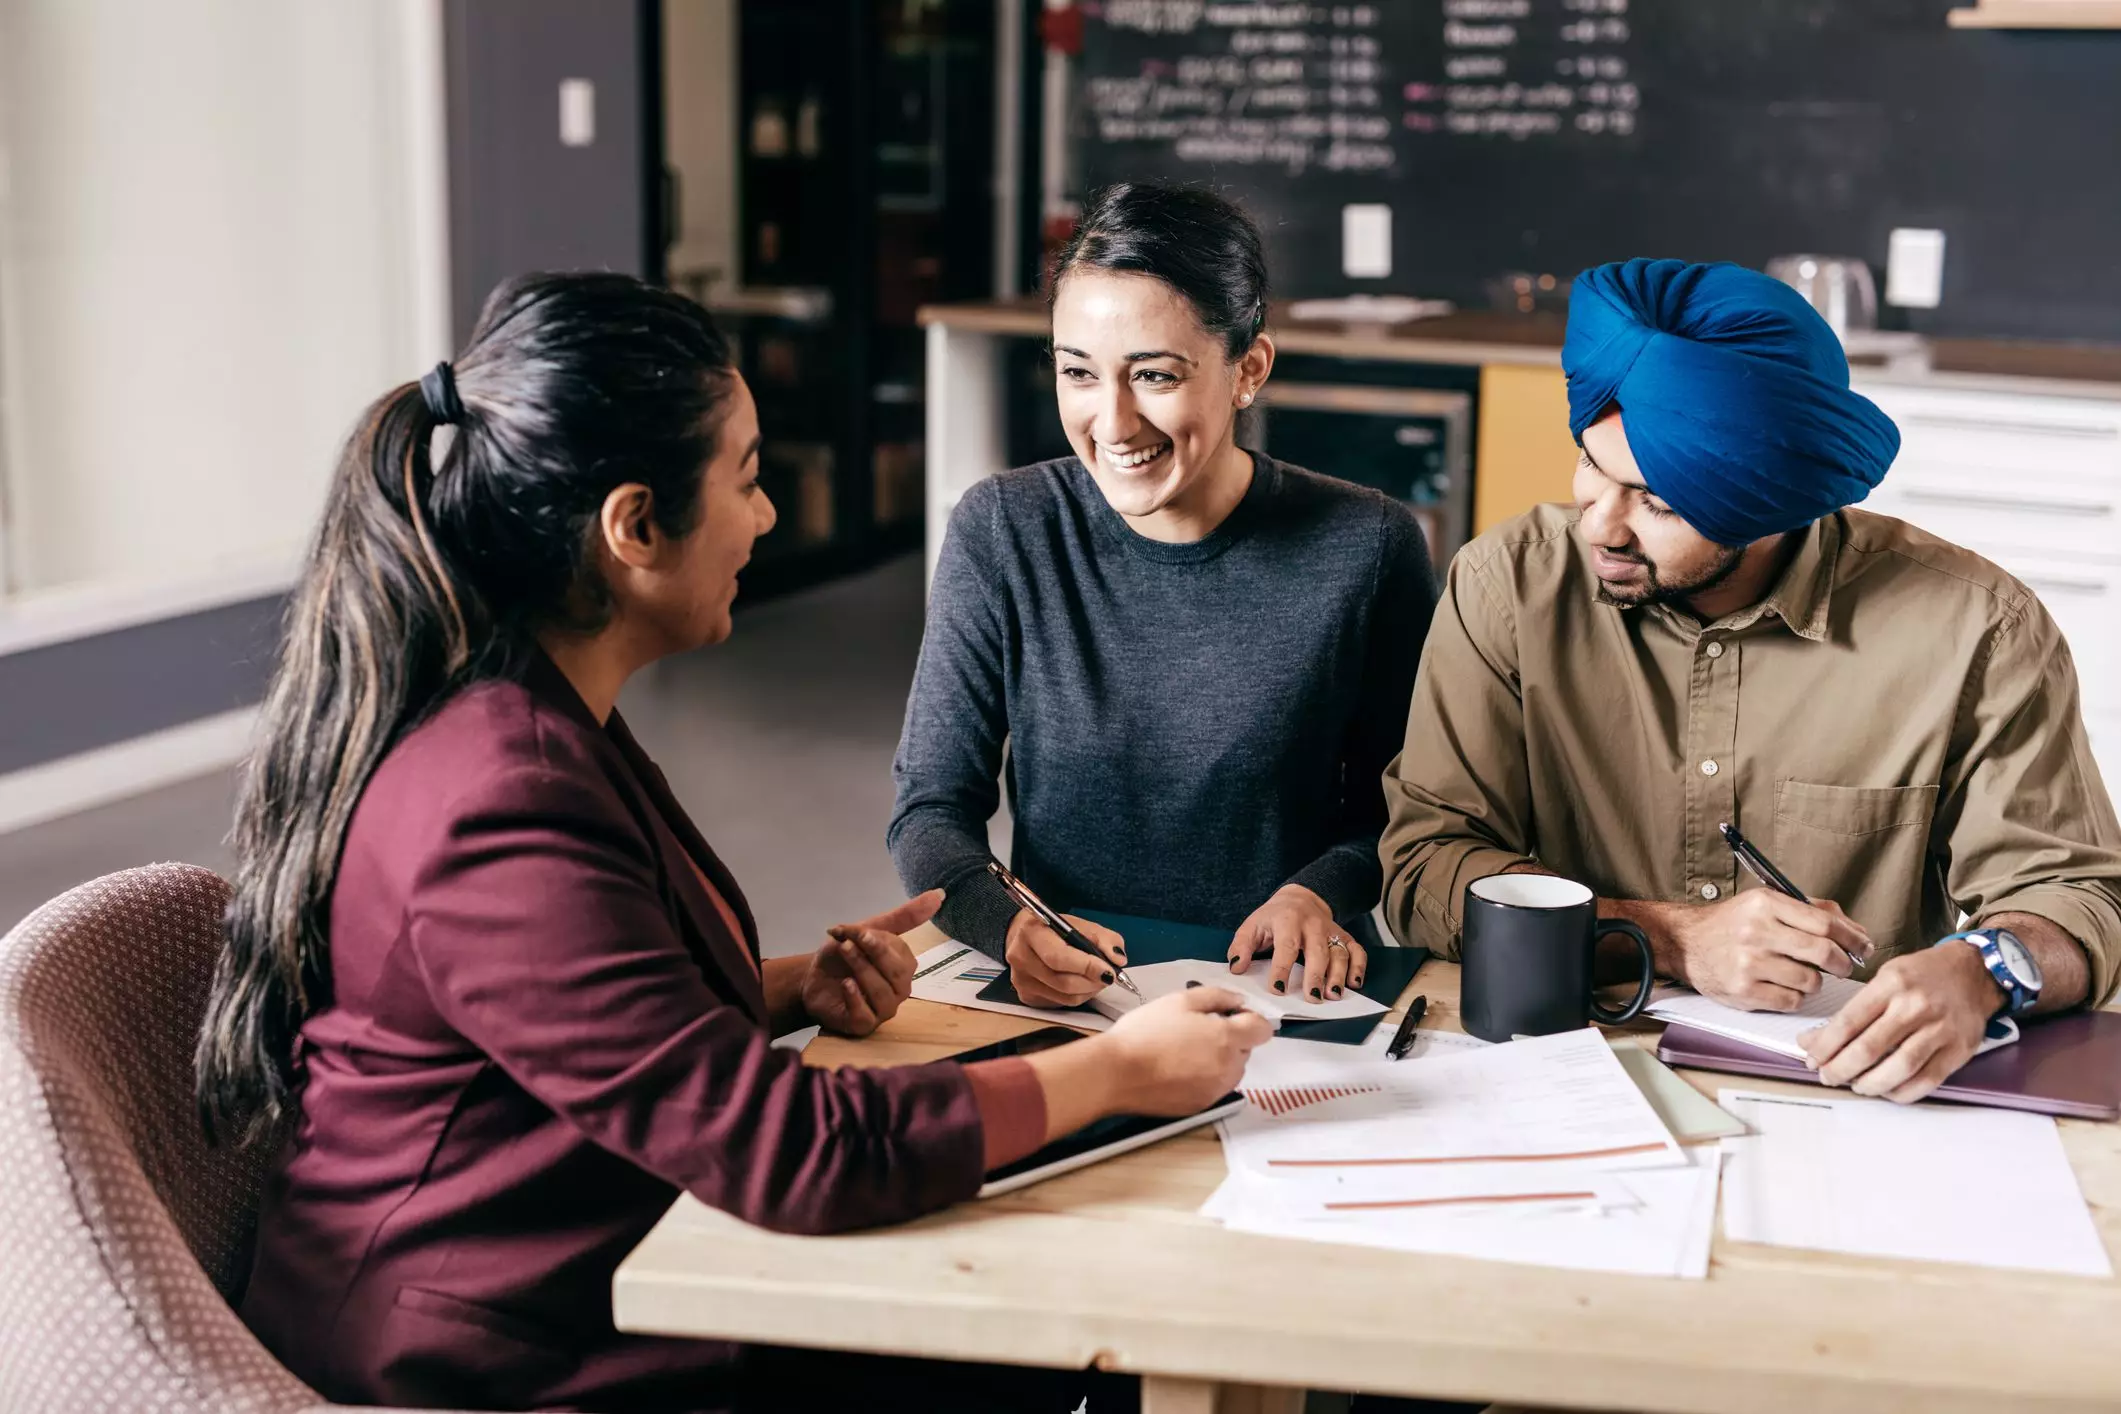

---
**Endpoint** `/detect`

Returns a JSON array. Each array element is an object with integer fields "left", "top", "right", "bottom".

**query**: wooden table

[{"left": 614, "top": 940, "right": 2121, "bottom": 1413}]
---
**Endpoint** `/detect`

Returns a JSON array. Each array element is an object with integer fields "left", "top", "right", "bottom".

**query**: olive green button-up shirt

[{"left": 1381, "top": 503, "right": 2121, "bottom": 1003}]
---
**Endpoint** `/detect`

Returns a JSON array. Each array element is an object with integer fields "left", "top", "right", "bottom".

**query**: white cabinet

[{"left": 1856, "top": 380, "right": 2121, "bottom": 794}]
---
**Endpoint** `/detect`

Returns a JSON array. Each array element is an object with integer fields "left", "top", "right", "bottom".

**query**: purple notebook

[{"left": 1657, "top": 1010, "right": 2121, "bottom": 1121}]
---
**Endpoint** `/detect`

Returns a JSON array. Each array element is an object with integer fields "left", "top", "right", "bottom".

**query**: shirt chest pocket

[
  {"left": 1772, "top": 780, "right": 1940, "bottom": 953},
  {"left": 1774, "top": 780, "right": 1938, "bottom": 837}
]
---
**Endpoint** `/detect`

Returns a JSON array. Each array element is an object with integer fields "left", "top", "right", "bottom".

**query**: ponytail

[
  {"left": 196, "top": 271, "right": 738, "bottom": 1143},
  {"left": 197, "top": 383, "right": 488, "bottom": 1142}
]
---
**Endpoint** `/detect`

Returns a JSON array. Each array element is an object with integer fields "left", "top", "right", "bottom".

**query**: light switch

[
  {"left": 559, "top": 78, "right": 596, "bottom": 148},
  {"left": 1886, "top": 228, "right": 1945, "bottom": 309},
  {"left": 1342, "top": 204, "right": 1392, "bottom": 280}
]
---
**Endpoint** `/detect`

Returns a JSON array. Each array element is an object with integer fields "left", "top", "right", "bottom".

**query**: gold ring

[{"left": 1325, "top": 936, "right": 1347, "bottom": 951}]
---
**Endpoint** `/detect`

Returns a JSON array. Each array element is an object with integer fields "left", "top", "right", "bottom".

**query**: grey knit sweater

[{"left": 888, "top": 452, "right": 1437, "bottom": 957}]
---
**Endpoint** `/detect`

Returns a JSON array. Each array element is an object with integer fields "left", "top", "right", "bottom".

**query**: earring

[{"left": 1239, "top": 392, "right": 1254, "bottom": 406}]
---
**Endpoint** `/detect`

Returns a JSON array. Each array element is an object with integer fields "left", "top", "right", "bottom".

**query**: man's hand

[
  {"left": 1668, "top": 889, "right": 1871, "bottom": 1011},
  {"left": 1799, "top": 941, "right": 2004, "bottom": 1103}
]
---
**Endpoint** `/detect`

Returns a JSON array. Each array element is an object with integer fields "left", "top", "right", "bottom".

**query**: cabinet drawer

[
  {"left": 1864, "top": 471, "right": 2121, "bottom": 562},
  {"left": 1988, "top": 553, "right": 2121, "bottom": 719},
  {"left": 1859, "top": 383, "right": 2121, "bottom": 483}
]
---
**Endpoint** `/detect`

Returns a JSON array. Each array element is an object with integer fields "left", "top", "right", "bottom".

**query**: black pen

[
  {"left": 1385, "top": 994, "right": 1429, "bottom": 1060},
  {"left": 986, "top": 860, "right": 1142, "bottom": 998},
  {"left": 1717, "top": 822, "right": 1863, "bottom": 972}
]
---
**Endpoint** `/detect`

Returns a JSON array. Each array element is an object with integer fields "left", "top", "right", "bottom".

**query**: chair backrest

[{"left": 0, "top": 863, "right": 314, "bottom": 1413}]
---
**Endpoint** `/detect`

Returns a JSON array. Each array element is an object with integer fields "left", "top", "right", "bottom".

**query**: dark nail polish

[
  {"left": 1332, "top": 987, "right": 1343, "bottom": 997},
  {"left": 1101, "top": 971, "right": 1115, "bottom": 984},
  {"left": 1309, "top": 988, "right": 1322, "bottom": 1000},
  {"left": 1352, "top": 977, "right": 1364, "bottom": 988},
  {"left": 1273, "top": 980, "right": 1286, "bottom": 993}
]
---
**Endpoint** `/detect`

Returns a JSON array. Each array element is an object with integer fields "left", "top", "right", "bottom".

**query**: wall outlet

[
  {"left": 559, "top": 78, "right": 596, "bottom": 148},
  {"left": 1886, "top": 227, "right": 1945, "bottom": 309},
  {"left": 1342, "top": 204, "right": 1392, "bottom": 280}
]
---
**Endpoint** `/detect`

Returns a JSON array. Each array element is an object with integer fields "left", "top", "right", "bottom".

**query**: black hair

[
  {"left": 1049, "top": 182, "right": 1270, "bottom": 360},
  {"left": 197, "top": 272, "right": 736, "bottom": 1143}
]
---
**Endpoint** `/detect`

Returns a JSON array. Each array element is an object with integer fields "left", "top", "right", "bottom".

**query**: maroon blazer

[{"left": 241, "top": 659, "right": 992, "bottom": 1412}]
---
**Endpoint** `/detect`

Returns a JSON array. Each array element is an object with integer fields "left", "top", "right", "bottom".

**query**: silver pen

[{"left": 986, "top": 860, "right": 1142, "bottom": 998}]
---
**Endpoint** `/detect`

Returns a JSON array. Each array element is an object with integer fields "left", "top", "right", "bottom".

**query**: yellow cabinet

[{"left": 1474, "top": 364, "right": 1578, "bottom": 535}]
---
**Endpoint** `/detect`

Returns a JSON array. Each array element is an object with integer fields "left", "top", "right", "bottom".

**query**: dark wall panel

[
  {"left": 444, "top": 0, "right": 657, "bottom": 342},
  {"left": 0, "top": 595, "right": 284, "bottom": 775}
]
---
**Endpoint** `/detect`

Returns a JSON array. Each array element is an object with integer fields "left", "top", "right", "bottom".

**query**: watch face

[{"left": 1995, "top": 932, "right": 2042, "bottom": 989}]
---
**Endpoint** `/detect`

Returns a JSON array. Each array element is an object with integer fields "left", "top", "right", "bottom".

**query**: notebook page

[{"left": 1648, "top": 979, "right": 2016, "bottom": 1060}]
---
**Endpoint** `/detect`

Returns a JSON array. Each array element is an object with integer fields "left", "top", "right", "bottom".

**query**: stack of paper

[
  {"left": 1203, "top": 1028, "right": 1723, "bottom": 1278},
  {"left": 1720, "top": 1089, "right": 2110, "bottom": 1277},
  {"left": 1647, "top": 980, "right": 2017, "bottom": 1060}
]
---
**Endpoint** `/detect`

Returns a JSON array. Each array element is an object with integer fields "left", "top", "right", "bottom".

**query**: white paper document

[
  {"left": 1719, "top": 1089, "right": 2110, "bottom": 1277},
  {"left": 1098, "top": 958, "right": 1388, "bottom": 1025},
  {"left": 909, "top": 945, "right": 1388, "bottom": 1033},
  {"left": 1647, "top": 978, "right": 2017, "bottom": 1061},
  {"left": 1202, "top": 1147, "right": 1722, "bottom": 1280},
  {"left": 1220, "top": 1027, "right": 1689, "bottom": 1175},
  {"left": 907, "top": 942, "right": 1112, "bottom": 1032}
]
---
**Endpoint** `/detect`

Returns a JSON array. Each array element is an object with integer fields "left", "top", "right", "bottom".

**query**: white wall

[
  {"left": 0, "top": 0, "right": 448, "bottom": 602},
  {"left": 662, "top": 0, "right": 739, "bottom": 289}
]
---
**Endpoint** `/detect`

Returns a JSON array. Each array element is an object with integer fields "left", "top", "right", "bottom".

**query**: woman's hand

[
  {"left": 1004, "top": 908, "right": 1129, "bottom": 1008},
  {"left": 1100, "top": 986, "right": 1275, "bottom": 1114},
  {"left": 800, "top": 891, "right": 939, "bottom": 1036},
  {"left": 1022, "top": 987, "right": 1275, "bottom": 1139},
  {"left": 1228, "top": 884, "right": 1367, "bottom": 1003}
]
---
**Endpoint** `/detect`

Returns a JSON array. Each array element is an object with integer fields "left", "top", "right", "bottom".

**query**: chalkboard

[{"left": 1076, "top": 1, "right": 2121, "bottom": 342}]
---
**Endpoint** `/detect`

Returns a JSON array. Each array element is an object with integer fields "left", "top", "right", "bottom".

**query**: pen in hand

[
  {"left": 986, "top": 859, "right": 1142, "bottom": 998},
  {"left": 1185, "top": 978, "right": 1258, "bottom": 1018},
  {"left": 1717, "top": 822, "right": 1864, "bottom": 973}
]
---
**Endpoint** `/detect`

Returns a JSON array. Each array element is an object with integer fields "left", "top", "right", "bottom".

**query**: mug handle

[{"left": 1588, "top": 919, "right": 1657, "bottom": 1025}]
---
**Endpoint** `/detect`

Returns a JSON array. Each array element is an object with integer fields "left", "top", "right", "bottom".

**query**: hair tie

[{"left": 418, "top": 361, "right": 465, "bottom": 425}]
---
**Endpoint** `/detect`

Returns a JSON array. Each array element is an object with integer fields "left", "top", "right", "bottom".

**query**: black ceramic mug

[{"left": 1460, "top": 875, "right": 1656, "bottom": 1043}]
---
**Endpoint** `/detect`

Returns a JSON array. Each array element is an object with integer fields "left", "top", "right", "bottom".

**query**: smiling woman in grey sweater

[{"left": 888, "top": 183, "right": 1437, "bottom": 1013}]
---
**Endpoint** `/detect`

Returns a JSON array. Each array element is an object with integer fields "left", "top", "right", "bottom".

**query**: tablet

[{"left": 961, "top": 1026, "right": 1245, "bottom": 1197}]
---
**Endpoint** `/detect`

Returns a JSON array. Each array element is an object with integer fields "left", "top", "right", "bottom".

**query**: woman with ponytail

[{"left": 198, "top": 273, "right": 1266, "bottom": 1413}]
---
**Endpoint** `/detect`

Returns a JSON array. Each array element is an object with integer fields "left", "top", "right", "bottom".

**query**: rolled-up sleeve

[
  {"left": 1380, "top": 548, "right": 1539, "bottom": 957},
  {"left": 409, "top": 761, "right": 991, "bottom": 1235},
  {"left": 1939, "top": 599, "right": 2121, "bottom": 1004}
]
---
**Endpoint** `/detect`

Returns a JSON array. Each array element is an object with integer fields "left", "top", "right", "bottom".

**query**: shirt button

[
  {"left": 1700, "top": 759, "right": 1719, "bottom": 776},
  {"left": 1704, "top": 641, "right": 1725, "bottom": 659},
  {"left": 1700, "top": 882, "right": 1721, "bottom": 901}
]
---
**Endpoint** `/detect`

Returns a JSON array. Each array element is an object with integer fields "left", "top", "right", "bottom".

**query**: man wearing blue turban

[{"left": 1383, "top": 258, "right": 2121, "bottom": 1105}]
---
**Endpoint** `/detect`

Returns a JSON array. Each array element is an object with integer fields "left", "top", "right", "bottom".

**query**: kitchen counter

[{"left": 917, "top": 299, "right": 2121, "bottom": 400}]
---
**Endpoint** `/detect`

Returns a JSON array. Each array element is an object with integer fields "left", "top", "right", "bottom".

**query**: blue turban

[{"left": 1562, "top": 259, "right": 1900, "bottom": 547}]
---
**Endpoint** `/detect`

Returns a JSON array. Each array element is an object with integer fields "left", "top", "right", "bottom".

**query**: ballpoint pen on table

[
  {"left": 986, "top": 859, "right": 1142, "bottom": 998},
  {"left": 1385, "top": 994, "right": 1429, "bottom": 1060}
]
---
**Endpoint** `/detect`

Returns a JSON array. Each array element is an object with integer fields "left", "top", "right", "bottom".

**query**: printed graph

[{"left": 1242, "top": 1083, "right": 1385, "bottom": 1118}]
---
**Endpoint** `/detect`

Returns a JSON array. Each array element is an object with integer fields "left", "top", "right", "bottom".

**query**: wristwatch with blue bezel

[{"left": 1940, "top": 926, "right": 2042, "bottom": 1017}]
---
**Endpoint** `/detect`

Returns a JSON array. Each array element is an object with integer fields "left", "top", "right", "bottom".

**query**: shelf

[{"left": 1949, "top": 1, "right": 2121, "bottom": 27}]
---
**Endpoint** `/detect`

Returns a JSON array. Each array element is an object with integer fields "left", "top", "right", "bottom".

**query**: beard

[{"left": 1594, "top": 540, "right": 1747, "bottom": 608}]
